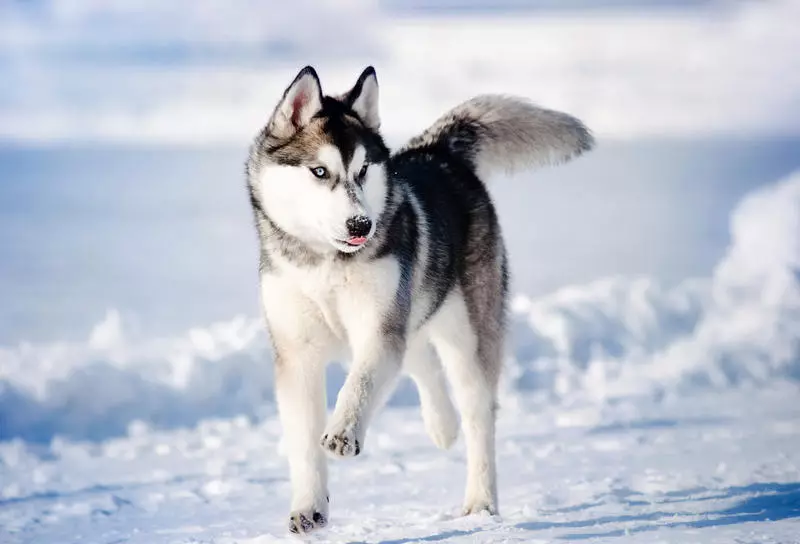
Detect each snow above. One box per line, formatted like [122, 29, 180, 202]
[2, 388, 799, 543]
[510, 169, 800, 402]
[1, 166, 799, 541]
[0, 315, 272, 442]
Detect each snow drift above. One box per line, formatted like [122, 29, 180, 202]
[1, 171, 798, 442]
[510, 170, 800, 400]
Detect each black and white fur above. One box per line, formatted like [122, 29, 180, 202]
[245, 65, 593, 535]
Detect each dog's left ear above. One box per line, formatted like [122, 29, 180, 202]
[342, 66, 380, 130]
[269, 66, 324, 138]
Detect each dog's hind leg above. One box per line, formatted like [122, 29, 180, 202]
[404, 336, 460, 450]
[428, 287, 501, 516]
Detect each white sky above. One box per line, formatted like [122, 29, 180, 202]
[0, 0, 798, 143]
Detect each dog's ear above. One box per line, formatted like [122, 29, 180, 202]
[268, 66, 323, 138]
[342, 66, 380, 130]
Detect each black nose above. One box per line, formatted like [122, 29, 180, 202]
[346, 215, 372, 238]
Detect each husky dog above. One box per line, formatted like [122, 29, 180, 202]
[245, 65, 593, 534]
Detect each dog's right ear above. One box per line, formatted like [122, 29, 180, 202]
[268, 66, 323, 138]
[342, 66, 380, 130]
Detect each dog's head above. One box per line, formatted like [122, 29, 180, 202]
[248, 66, 390, 255]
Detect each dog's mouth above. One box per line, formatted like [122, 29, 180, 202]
[346, 236, 368, 247]
[333, 236, 371, 253]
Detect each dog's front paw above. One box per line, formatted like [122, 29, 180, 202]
[320, 423, 361, 458]
[289, 507, 327, 535]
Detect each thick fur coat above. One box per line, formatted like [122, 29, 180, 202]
[245, 65, 593, 534]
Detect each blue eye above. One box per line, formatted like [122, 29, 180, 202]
[310, 166, 328, 179]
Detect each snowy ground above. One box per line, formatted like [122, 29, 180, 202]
[2, 387, 799, 543]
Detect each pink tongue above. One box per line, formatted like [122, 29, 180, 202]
[348, 236, 368, 246]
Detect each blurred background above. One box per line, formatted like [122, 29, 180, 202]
[1, 0, 799, 443]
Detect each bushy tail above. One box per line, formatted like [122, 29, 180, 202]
[400, 95, 594, 179]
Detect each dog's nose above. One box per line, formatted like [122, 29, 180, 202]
[346, 215, 372, 238]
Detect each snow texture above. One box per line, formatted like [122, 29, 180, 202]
[510, 169, 800, 401]
[1, 387, 799, 543]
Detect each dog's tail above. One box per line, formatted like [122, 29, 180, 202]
[400, 95, 594, 180]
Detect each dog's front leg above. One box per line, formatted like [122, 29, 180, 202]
[274, 345, 330, 533]
[321, 335, 403, 457]
[322, 259, 408, 458]
[262, 282, 335, 535]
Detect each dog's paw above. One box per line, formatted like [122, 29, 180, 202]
[320, 424, 361, 458]
[288, 508, 327, 535]
[462, 501, 497, 517]
[421, 399, 460, 450]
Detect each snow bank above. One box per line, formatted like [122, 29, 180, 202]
[1, 172, 798, 442]
[0, 315, 272, 442]
[510, 170, 800, 401]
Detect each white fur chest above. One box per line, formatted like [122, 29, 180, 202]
[286, 259, 349, 338]
[264, 252, 402, 347]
